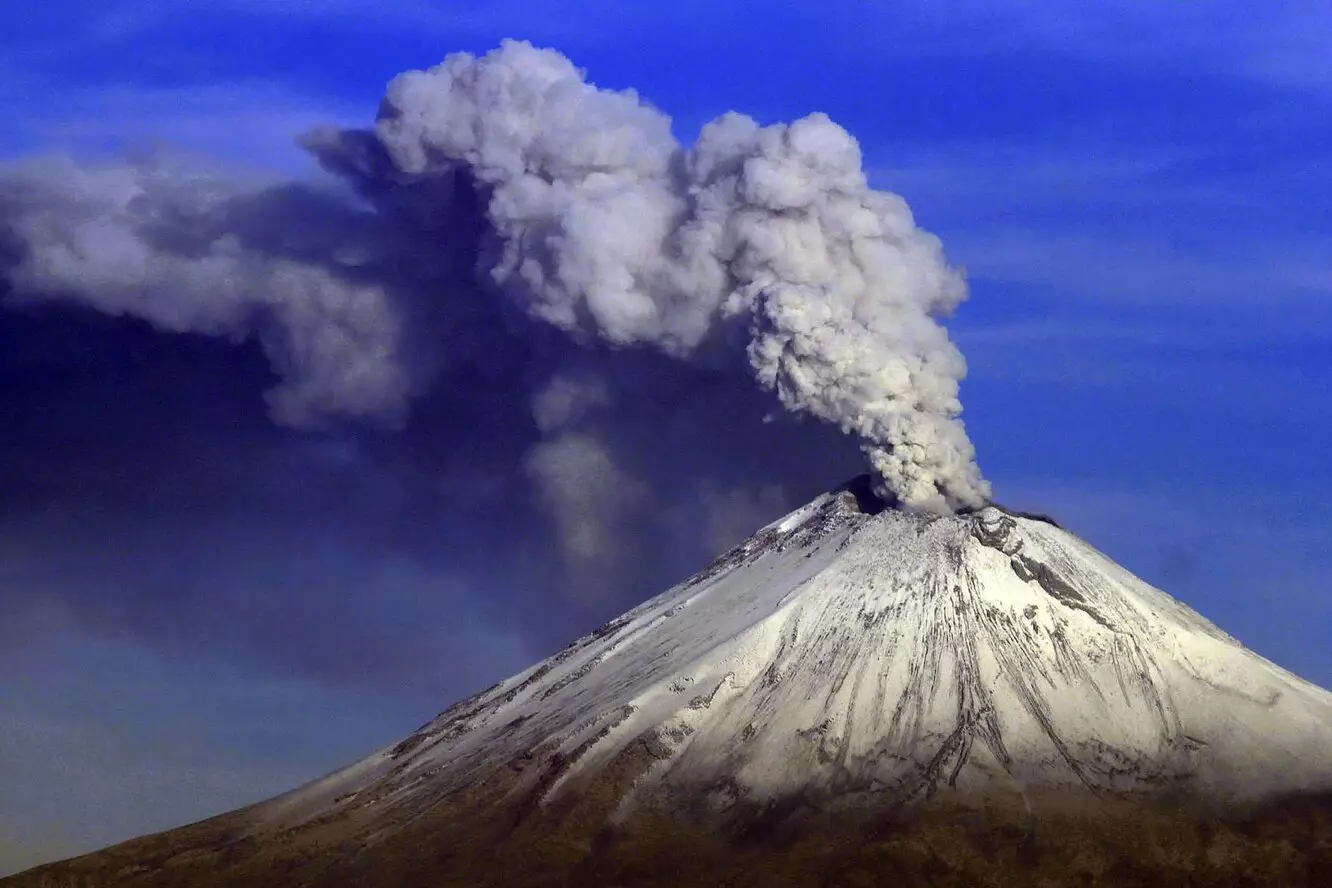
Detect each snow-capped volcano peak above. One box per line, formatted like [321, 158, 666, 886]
[266, 477, 1332, 827]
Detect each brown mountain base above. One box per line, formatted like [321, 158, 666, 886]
[6, 752, 1331, 888]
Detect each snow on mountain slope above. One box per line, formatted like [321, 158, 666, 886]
[263, 477, 1332, 827]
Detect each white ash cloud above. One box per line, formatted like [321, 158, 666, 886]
[1, 39, 988, 513]
[317, 40, 989, 510]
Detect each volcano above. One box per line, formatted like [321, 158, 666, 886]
[8, 477, 1332, 886]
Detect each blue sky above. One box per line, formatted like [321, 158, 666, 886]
[2, 0, 1330, 875]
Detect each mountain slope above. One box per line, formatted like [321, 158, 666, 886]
[8, 477, 1332, 887]
[272, 476, 1332, 820]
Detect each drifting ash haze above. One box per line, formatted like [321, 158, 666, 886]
[0, 39, 986, 513]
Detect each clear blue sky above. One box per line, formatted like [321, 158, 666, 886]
[2, 0, 1329, 875]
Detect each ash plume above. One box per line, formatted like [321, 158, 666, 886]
[0, 40, 987, 513]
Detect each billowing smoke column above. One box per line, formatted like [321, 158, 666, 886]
[0, 40, 988, 513]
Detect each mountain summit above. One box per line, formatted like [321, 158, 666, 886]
[9, 477, 1332, 886]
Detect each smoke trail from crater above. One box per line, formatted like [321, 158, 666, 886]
[0, 39, 988, 512]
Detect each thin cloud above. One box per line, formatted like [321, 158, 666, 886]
[869, 145, 1331, 321]
[954, 228, 1332, 311]
[0, 82, 362, 171]
[832, 1, 1332, 94]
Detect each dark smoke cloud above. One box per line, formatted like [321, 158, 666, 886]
[0, 303, 859, 689]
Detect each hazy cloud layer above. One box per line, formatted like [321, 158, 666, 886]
[0, 299, 862, 691]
